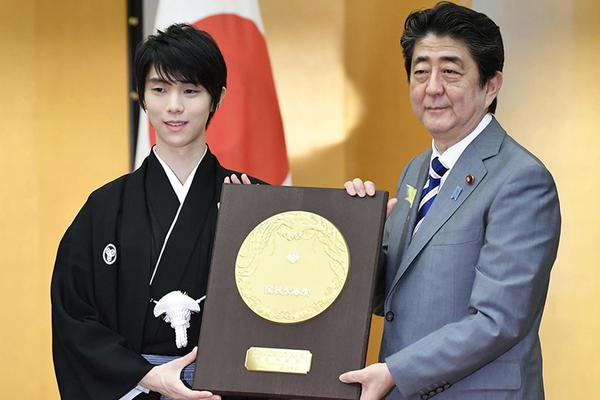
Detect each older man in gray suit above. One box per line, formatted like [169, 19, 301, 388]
[340, 2, 561, 400]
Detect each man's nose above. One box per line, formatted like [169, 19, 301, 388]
[167, 93, 184, 113]
[425, 71, 444, 95]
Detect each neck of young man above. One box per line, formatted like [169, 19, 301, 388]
[154, 137, 207, 184]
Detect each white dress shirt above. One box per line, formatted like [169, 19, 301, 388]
[431, 113, 492, 188]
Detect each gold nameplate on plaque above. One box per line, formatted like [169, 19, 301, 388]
[245, 347, 312, 374]
[235, 211, 350, 323]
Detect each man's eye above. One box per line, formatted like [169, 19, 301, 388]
[184, 89, 199, 94]
[443, 69, 459, 75]
[151, 87, 166, 93]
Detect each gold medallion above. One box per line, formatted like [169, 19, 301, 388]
[235, 211, 350, 323]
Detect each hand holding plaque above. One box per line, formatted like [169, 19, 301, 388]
[194, 185, 388, 400]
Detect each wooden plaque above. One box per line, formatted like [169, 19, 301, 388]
[194, 185, 388, 400]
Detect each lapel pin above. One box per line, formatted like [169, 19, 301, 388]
[451, 186, 463, 200]
[465, 175, 474, 185]
[405, 184, 417, 208]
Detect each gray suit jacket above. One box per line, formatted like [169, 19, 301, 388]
[377, 118, 561, 400]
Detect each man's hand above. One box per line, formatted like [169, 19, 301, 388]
[139, 347, 221, 400]
[344, 178, 376, 197]
[224, 173, 252, 184]
[339, 363, 395, 400]
[220, 173, 254, 209]
[344, 178, 398, 218]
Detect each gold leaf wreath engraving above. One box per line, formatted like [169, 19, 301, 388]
[235, 211, 350, 323]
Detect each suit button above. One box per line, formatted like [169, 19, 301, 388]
[385, 311, 394, 321]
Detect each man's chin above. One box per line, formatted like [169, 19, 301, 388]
[422, 119, 453, 136]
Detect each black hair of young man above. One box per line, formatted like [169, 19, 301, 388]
[134, 23, 227, 125]
[400, 1, 504, 113]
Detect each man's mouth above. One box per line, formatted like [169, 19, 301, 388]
[164, 121, 187, 126]
[164, 121, 188, 131]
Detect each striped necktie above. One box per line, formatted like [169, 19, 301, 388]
[413, 156, 449, 234]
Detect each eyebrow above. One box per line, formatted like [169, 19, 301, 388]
[146, 76, 199, 86]
[146, 77, 172, 85]
[413, 55, 464, 67]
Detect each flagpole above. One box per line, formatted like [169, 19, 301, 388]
[127, 0, 143, 171]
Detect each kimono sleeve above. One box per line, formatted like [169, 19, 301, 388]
[51, 202, 153, 400]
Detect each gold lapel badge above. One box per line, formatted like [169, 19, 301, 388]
[405, 184, 417, 208]
[465, 175, 474, 185]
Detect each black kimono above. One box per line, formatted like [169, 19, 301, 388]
[51, 148, 254, 399]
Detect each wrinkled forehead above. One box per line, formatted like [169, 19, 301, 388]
[412, 33, 473, 64]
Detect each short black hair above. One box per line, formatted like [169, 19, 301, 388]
[401, 2, 504, 113]
[134, 23, 227, 125]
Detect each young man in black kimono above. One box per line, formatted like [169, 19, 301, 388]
[51, 24, 257, 400]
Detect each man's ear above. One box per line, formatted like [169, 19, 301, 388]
[214, 86, 226, 111]
[485, 71, 503, 107]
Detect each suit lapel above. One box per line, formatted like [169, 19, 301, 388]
[387, 119, 506, 296]
[399, 158, 487, 276]
[386, 154, 430, 277]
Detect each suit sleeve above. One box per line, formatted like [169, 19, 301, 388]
[51, 203, 153, 400]
[385, 163, 561, 397]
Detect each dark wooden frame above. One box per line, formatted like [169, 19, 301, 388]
[194, 185, 388, 400]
